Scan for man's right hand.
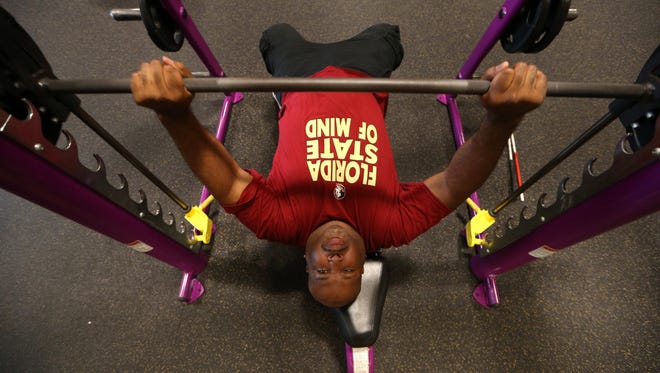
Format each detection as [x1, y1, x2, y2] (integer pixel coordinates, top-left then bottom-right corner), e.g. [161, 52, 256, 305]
[130, 56, 194, 120]
[480, 61, 547, 127]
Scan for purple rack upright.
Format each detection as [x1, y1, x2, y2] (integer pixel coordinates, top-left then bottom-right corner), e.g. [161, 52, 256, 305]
[437, 0, 527, 306]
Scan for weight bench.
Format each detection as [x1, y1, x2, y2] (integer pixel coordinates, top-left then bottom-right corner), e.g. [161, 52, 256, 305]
[332, 253, 388, 373]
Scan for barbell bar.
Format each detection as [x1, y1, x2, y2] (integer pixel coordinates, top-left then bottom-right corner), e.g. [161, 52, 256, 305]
[40, 77, 654, 99]
[109, 8, 141, 21]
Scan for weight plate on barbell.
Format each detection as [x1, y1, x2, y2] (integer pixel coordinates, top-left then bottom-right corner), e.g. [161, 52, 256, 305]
[139, 0, 184, 52]
[500, 0, 552, 54]
[525, 0, 571, 53]
[0, 6, 79, 144]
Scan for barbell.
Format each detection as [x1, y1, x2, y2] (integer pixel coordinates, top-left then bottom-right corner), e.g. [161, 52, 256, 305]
[39, 76, 654, 99]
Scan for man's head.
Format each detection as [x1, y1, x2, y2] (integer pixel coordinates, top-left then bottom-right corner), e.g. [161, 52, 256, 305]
[305, 220, 367, 308]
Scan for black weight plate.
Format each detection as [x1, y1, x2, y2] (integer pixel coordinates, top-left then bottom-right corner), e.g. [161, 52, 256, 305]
[0, 6, 79, 144]
[525, 0, 571, 53]
[501, 0, 552, 53]
[139, 0, 184, 52]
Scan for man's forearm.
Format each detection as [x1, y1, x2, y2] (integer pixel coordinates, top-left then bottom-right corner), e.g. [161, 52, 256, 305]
[158, 110, 251, 205]
[130, 58, 252, 205]
[447, 117, 520, 204]
[425, 116, 521, 210]
[425, 62, 546, 209]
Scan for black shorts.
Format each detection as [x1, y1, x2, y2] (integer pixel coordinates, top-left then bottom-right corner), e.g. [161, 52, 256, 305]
[259, 23, 404, 79]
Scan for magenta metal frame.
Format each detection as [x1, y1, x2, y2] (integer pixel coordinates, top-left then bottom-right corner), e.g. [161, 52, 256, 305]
[158, 0, 243, 208]
[441, 0, 660, 308]
[470, 160, 660, 281]
[438, 0, 527, 251]
[345, 344, 375, 373]
[160, 0, 244, 300]
[0, 107, 208, 277]
[437, 0, 527, 305]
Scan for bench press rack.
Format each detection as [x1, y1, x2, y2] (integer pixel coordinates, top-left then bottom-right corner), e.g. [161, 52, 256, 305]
[0, 1, 658, 373]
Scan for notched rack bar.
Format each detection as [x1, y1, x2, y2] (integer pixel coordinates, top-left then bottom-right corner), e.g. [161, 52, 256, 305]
[40, 77, 654, 99]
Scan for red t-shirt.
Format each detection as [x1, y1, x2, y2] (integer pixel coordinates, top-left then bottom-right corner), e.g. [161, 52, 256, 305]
[224, 66, 451, 251]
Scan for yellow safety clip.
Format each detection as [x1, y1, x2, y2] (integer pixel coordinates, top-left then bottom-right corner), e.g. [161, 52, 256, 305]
[184, 195, 215, 244]
[464, 198, 496, 247]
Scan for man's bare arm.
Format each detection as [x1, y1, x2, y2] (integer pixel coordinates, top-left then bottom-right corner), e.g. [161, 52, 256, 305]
[131, 58, 251, 205]
[424, 62, 547, 210]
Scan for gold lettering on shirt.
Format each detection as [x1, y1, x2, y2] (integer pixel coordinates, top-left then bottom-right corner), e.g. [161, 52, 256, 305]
[305, 118, 378, 187]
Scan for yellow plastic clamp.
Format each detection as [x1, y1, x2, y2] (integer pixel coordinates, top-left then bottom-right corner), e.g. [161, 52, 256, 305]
[184, 195, 215, 244]
[464, 198, 496, 247]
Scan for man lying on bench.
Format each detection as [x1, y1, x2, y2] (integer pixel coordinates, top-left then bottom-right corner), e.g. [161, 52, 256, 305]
[130, 23, 547, 308]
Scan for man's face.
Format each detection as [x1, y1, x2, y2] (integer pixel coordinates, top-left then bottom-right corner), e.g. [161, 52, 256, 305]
[305, 220, 367, 307]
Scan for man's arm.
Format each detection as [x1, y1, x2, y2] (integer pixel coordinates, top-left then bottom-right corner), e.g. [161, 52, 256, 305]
[131, 58, 252, 205]
[424, 61, 547, 210]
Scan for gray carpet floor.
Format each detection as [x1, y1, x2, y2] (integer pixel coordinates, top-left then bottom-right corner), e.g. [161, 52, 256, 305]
[1, 1, 658, 371]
